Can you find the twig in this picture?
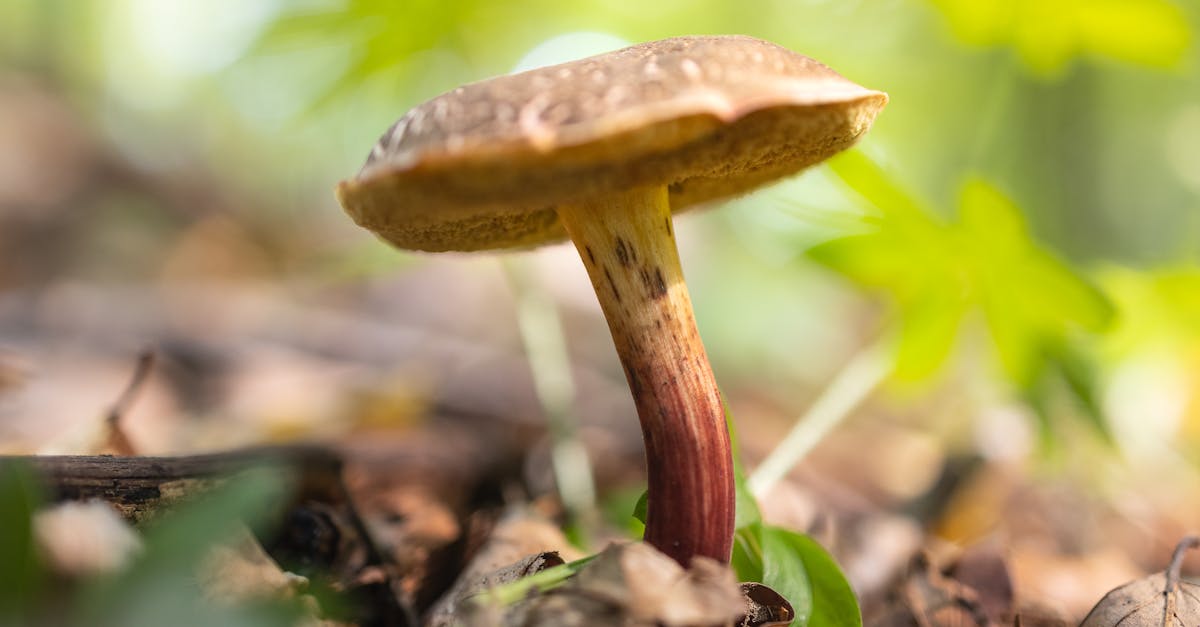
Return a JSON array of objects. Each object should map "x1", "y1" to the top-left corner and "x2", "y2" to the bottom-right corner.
[
  {"x1": 19, "y1": 445, "x2": 341, "y2": 521},
  {"x1": 103, "y1": 349, "x2": 155, "y2": 456},
  {"x1": 1164, "y1": 535, "x2": 1199, "y2": 627},
  {"x1": 1166, "y1": 535, "x2": 1199, "y2": 592},
  {"x1": 503, "y1": 258, "x2": 598, "y2": 536}
]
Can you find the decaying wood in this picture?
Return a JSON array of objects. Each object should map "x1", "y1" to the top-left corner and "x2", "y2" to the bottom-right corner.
[{"x1": 17, "y1": 446, "x2": 345, "y2": 522}]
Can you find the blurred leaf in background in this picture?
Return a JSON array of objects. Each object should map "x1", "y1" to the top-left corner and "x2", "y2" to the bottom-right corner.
[
  {"x1": 0, "y1": 461, "x2": 44, "y2": 625},
  {"x1": 812, "y1": 151, "x2": 1115, "y2": 441},
  {"x1": 927, "y1": 0, "x2": 1192, "y2": 76},
  {"x1": 1099, "y1": 266, "x2": 1200, "y2": 455}
]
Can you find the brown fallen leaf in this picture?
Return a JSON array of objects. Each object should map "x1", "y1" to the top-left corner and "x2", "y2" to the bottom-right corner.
[
  {"x1": 949, "y1": 543, "x2": 1014, "y2": 625},
  {"x1": 740, "y1": 582, "x2": 795, "y2": 627},
  {"x1": 869, "y1": 545, "x2": 1014, "y2": 627},
  {"x1": 425, "y1": 508, "x2": 580, "y2": 626},
  {"x1": 1079, "y1": 535, "x2": 1200, "y2": 627}
]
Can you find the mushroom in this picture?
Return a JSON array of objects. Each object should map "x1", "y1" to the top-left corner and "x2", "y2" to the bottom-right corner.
[{"x1": 336, "y1": 35, "x2": 886, "y2": 566}]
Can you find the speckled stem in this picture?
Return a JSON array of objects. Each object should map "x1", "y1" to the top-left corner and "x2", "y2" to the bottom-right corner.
[{"x1": 557, "y1": 185, "x2": 734, "y2": 566}]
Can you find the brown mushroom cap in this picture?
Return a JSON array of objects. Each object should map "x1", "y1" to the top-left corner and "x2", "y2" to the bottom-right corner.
[{"x1": 337, "y1": 35, "x2": 887, "y2": 252}]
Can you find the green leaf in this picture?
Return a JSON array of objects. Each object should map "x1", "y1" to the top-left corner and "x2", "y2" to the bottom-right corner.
[
  {"x1": 825, "y1": 151, "x2": 928, "y2": 224},
  {"x1": 892, "y1": 284, "x2": 969, "y2": 381},
  {"x1": 926, "y1": 0, "x2": 1192, "y2": 76},
  {"x1": 725, "y1": 400, "x2": 762, "y2": 529},
  {"x1": 473, "y1": 554, "x2": 598, "y2": 606},
  {"x1": 0, "y1": 460, "x2": 43, "y2": 622},
  {"x1": 631, "y1": 490, "x2": 648, "y2": 526},
  {"x1": 758, "y1": 525, "x2": 813, "y2": 625},
  {"x1": 1079, "y1": 0, "x2": 1191, "y2": 69},
  {"x1": 731, "y1": 524, "x2": 764, "y2": 583},
  {"x1": 733, "y1": 523, "x2": 861, "y2": 627},
  {"x1": 819, "y1": 153, "x2": 1116, "y2": 443},
  {"x1": 734, "y1": 466, "x2": 762, "y2": 530}
]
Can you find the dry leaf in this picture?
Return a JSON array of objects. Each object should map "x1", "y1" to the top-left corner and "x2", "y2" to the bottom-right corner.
[
  {"x1": 740, "y1": 582, "x2": 795, "y2": 627},
  {"x1": 870, "y1": 548, "x2": 1007, "y2": 627},
  {"x1": 426, "y1": 508, "x2": 578, "y2": 626},
  {"x1": 949, "y1": 543, "x2": 1015, "y2": 624},
  {"x1": 200, "y1": 526, "x2": 310, "y2": 604},
  {"x1": 1079, "y1": 536, "x2": 1200, "y2": 627},
  {"x1": 567, "y1": 543, "x2": 744, "y2": 626}
]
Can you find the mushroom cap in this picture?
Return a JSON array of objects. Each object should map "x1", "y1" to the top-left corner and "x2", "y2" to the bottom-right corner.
[{"x1": 337, "y1": 35, "x2": 887, "y2": 252}]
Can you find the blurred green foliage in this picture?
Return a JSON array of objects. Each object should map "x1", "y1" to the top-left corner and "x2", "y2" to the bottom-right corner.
[
  {"x1": 928, "y1": 0, "x2": 1192, "y2": 75},
  {"x1": 814, "y1": 151, "x2": 1115, "y2": 441},
  {"x1": 0, "y1": 462, "x2": 44, "y2": 624},
  {"x1": 816, "y1": 152, "x2": 1113, "y2": 382}
]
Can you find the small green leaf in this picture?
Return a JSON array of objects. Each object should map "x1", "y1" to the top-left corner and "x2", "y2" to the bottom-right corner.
[
  {"x1": 759, "y1": 525, "x2": 813, "y2": 625},
  {"x1": 734, "y1": 524, "x2": 861, "y2": 627},
  {"x1": 734, "y1": 467, "x2": 762, "y2": 530},
  {"x1": 761, "y1": 526, "x2": 861, "y2": 627},
  {"x1": 631, "y1": 490, "x2": 648, "y2": 526},
  {"x1": 726, "y1": 400, "x2": 762, "y2": 529},
  {"x1": 474, "y1": 554, "x2": 597, "y2": 606},
  {"x1": 731, "y1": 524, "x2": 764, "y2": 583}
]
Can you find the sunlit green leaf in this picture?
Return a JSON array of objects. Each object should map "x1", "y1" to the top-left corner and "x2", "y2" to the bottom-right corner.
[
  {"x1": 1099, "y1": 266, "x2": 1200, "y2": 357},
  {"x1": 892, "y1": 285, "x2": 969, "y2": 380},
  {"x1": 928, "y1": 0, "x2": 1191, "y2": 76},
  {"x1": 819, "y1": 152, "x2": 1115, "y2": 439},
  {"x1": 1080, "y1": 0, "x2": 1192, "y2": 68},
  {"x1": 825, "y1": 151, "x2": 928, "y2": 224}
]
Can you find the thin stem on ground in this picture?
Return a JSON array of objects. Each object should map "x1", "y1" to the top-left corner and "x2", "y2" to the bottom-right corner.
[
  {"x1": 503, "y1": 258, "x2": 599, "y2": 539},
  {"x1": 748, "y1": 337, "x2": 893, "y2": 499}
]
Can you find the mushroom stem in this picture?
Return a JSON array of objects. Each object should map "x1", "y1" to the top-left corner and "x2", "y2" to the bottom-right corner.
[{"x1": 556, "y1": 185, "x2": 734, "y2": 566}]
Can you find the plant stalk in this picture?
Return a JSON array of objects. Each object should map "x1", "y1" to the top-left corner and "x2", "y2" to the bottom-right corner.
[{"x1": 557, "y1": 185, "x2": 734, "y2": 565}]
